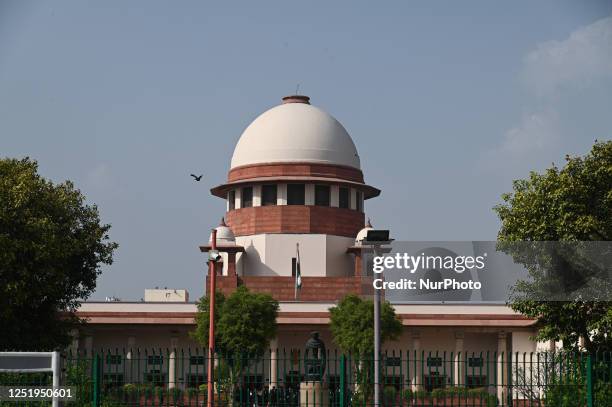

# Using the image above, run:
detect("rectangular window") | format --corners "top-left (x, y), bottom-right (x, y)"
top-left (314, 185), bottom-right (330, 207)
top-left (466, 375), bottom-right (487, 388)
top-left (356, 191), bottom-right (363, 212)
top-left (190, 356), bottom-right (206, 365)
top-left (385, 356), bottom-right (401, 367)
top-left (228, 190), bottom-right (235, 210)
top-left (106, 354), bottom-right (122, 365)
top-left (261, 184), bottom-right (277, 206)
top-left (468, 357), bottom-right (483, 368)
top-left (426, 357), bottom-right (443, 367)
top-left (287, 184), bottom-right (305, 205)
top-left (145, 372), bottom-right (166, 387)
top-left (147, 355), bottom-right (163, 365)
top-left (242, 186), bottom-right (253, 208)
top-left (339, 187), bottom-right (349, 209)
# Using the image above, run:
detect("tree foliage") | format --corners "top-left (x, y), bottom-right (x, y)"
top-left (0, 157), bottom-right (118, 350)
top-left (494, 140), bottom-right (612, 351)
top-left (329, 294), bottom-right (402, 355)
top-left (192, 286), bottom-right (279, 357)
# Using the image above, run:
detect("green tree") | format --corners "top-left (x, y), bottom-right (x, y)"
top-left (192, 286), bottom-right (279, 356)
top-left (494, 140), bottom-right (612, 352)
top-left (329, 294), bottom-right (402, 402)
top-left (0, 157), bottom-right (118, 350)
top-left (192, 286), bottom-right (279, 400)
top-left (329, 294), bottom-right (402, 355)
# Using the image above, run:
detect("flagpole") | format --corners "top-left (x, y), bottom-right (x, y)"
top-left (294, 243), bottom-right (299, 300)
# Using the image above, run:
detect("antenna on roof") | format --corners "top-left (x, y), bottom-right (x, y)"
top-left (295, 83), bottom-right (300, 94)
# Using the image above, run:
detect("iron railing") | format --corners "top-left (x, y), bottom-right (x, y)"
top-left (2, 349), bottom-right (612, 406)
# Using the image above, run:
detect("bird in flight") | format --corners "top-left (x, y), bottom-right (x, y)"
top-left (190, 174), bottom-right (203, 181)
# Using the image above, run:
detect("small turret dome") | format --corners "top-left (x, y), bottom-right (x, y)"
top-left (209, 218), bottom-right (236, 244)
top-left (355, 219), bottom-right (373, 246)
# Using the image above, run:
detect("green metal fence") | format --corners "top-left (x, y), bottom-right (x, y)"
top-left (3, 350), bottom-right (612, 406)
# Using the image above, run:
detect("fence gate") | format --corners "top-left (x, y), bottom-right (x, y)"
top-left (0, 351), bottom-right (61, 407)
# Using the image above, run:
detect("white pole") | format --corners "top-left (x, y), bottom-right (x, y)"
top-left (373, 265), bottom-right (381, 407)
top-left (51, 351), bottom-right (60, 407)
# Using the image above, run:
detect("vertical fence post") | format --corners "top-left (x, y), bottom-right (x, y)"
top-left (339, 354), bottom-right (346, 407)
top-left (586, 353), bottom-right (594, 407)
top-left (92, 353), bottom-right (101, 407)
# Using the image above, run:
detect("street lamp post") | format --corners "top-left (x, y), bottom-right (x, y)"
top-left (365, 229), bottom-right (391, 407)
top-left (373, 273), bottom-right (381, 406)
top-left (207, 228), bottom-right (217, 407)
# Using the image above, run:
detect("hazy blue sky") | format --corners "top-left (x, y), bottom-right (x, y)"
top-left (2, 1), bottom-right (611, 300)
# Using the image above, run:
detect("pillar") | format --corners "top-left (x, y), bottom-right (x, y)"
top-left (454, 331), bottom-right (464, 386)
top-left (277, 184), bottom-right (287, 205)
top-left (411, 331), bottom-right (422, 391)
top-left (227, 252), bottom-right (237, 276)
top-left (169, 337), bottom-right (178, 389)
top-left (497, 331), bottom-right (507, 403)
top-left (354, 253), bottom-right (362, 277)
top-left (253, 185), bottom-right (262, 207)
top-left (69, 329), bottom-right (79, 355)
top-left (84, 336), bottom-right (93, 356)
top-left (235, 188), bottom-right (242, 209)
top-left (305, 184), bottom-right (315, 205)
top-left (269, 338), bottom-right (278, 389)
top-left (330, 185), bottom-right (339, 207)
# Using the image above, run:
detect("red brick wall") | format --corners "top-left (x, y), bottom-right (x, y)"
top-left (228, 162), bottom-right (364, 183)
top-left (206, 275), bottom-right (372, 301)
top-left (226, 205), bottom-right (364, 237)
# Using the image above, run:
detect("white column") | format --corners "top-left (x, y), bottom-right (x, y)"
top-left (84, 336), bottom-right (93, 356)
top-left (454, 331), bottom-right (464, 386)
top-left (235, 188), bottom-right (242, 209)
top-left (169, 337), bottom-right (178, 389)
top-left (305, 184), bottom-right (315, 205)
top-left (277, 184), bottom-right (287, 205)
top-left (411, 331), bottom-right (422, 391)
top-left (253, 185), bottom-right (262, 207)
top-left (269, 338), bottom-right (278, 389)
top-left (350, 188), bottom-right (357, 210)
top-left (497, 331), bottom-right (507, 403)
top-left (126, 336), bottom-right (136, 383)
top-left (330, 185), bottom-right (339, 207)
top-left (69, 329), bottom-right (79, 355)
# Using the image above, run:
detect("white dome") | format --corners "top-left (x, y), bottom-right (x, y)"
top-left (209, 218), bottom-right (235, 244)
top-left (355, 219), bottom-right (373, 246)
top-left (230, 99), bottom-right (360, 169)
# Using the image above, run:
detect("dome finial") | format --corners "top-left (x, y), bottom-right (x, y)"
top-left (366, 218), bottom-right (372, 228)
top-left (220, 217), bottom-right (227, 227)
top-left (282, 95), bottom-right (310, 104)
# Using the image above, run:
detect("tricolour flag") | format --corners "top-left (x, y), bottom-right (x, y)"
top-left (294, 243), bottom-right (302, 299)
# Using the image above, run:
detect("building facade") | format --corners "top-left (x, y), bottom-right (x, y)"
top-left (75, 95), bottom-right (546, 398)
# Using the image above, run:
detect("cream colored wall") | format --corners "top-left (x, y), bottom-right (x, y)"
top-left (235, 234), bottom-right (353, 277)
top-left (144, 289), bottom-right (189, 302)
top-left (77, 322), bottom-right (538, 387)
top-left (325, 235), bottom-right (356, 277)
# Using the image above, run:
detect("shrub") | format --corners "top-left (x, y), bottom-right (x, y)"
top-left (446, 386), bottom-right (468, 396)
top-left (413, 389), bottom-right (429, 400)
top-left (383, 386), bottom-right (396, 405)
top-left (122, 383), bottom-right (138, 394)
top-left (167, 387), bottom-right (182, 402)
top-left (431, 388), bottom-right (446, 400)
top-left (401, 388), bottom-right (413, 400)
top-left (186, 387), bottom-right (200, 397)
